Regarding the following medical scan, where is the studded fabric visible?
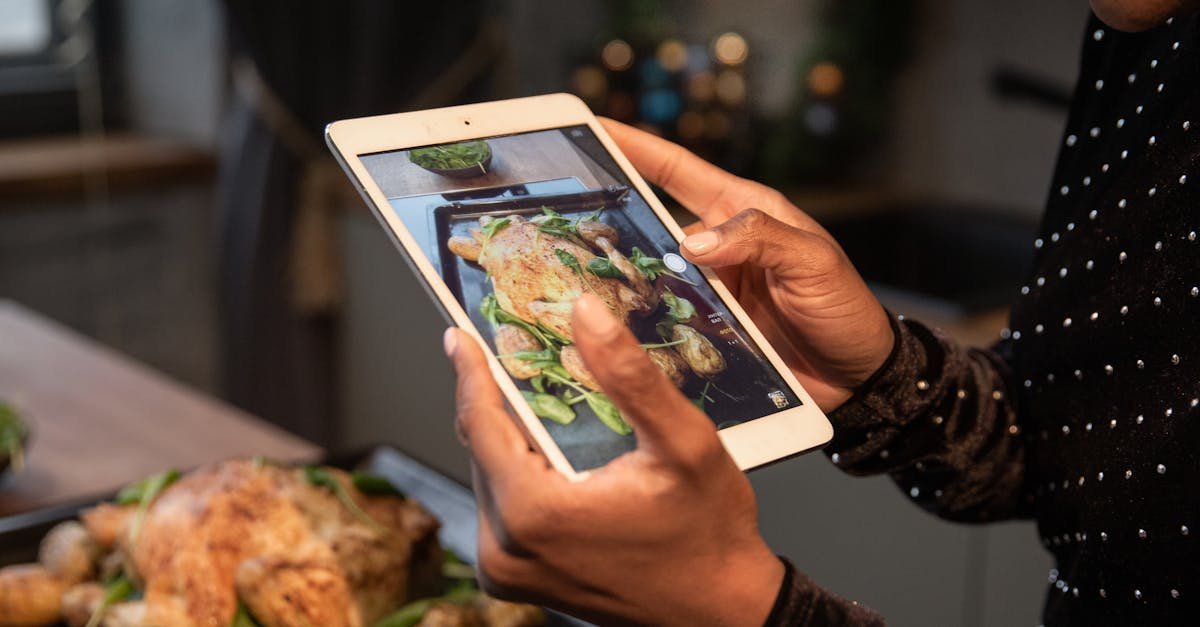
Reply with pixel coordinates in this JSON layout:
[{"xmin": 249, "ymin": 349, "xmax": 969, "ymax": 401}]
[{"xmin": 769, "ymin": 12, "xmax": 1200, "ymax": 627}]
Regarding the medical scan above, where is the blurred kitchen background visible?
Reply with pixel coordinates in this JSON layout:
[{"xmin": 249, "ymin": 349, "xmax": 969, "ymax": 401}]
[{"xmin": 0, "ymin": 0, "xmax": 1093, "ymax": 624}]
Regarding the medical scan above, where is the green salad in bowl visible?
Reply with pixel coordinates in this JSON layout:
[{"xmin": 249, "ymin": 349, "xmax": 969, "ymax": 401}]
[{"xmin": 408, "ymin": 140, "xmax": 493, "ymax": 178}]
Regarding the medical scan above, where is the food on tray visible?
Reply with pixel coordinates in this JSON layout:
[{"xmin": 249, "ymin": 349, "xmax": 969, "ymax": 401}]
[
  {"xmin": 408, "ymin": 141, "xmax": 493, "ymax": 177},
  {"xmin": 448, "ymin": 207, "xmax": 729, "ymax": 435},
  {"xmin": 0, "ymin": 399, "xmax": 28, "ymax": 475},
  {"xmin": 0, "ymin": 459, "xmax": 544, "ymax": 627}
]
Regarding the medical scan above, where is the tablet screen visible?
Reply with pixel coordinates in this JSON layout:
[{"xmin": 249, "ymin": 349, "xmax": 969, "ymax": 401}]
[{"xmin": 359, "ymin": 125, "xmax": 800, "ymax": 471}]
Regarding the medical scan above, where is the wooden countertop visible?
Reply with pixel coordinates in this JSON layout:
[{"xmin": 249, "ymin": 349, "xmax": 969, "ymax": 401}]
[{"xmin": 0, "ymin": 300, "xmax": 320, "ymax": 517}]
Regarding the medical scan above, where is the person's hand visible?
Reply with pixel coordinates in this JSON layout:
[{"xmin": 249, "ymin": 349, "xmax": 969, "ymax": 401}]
[
  {"xmin": 601, "ymin": 118, "xmax": 894, "ymax": 410},
  {"xmin": 444, "ymin": 294, "xmax": 784, "ymax": 627}
]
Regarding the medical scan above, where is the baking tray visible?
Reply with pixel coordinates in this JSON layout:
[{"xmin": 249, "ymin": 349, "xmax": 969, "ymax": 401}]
[
  {"xmin": 431, "ymin": 185, "xmax": 803, "ymax": 472},
  {"xmin": 0, "ymin": 446, "xmax": 588, "ymax": 627}
]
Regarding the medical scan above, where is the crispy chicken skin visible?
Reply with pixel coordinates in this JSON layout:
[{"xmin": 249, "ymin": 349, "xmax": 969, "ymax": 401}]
[
  {"xmin": 0, "ymin": 564, "xmax": 66, "ymax": 627},
  {"xmin": 90, "ymin": 460, "xmax": 440, "ymax": 627},
  {"xmin": 454, "ymin": 215, "xmax": 649, "ymax": 340},
  {"xmin": 593, "ymin": 235, "xmax": 658, "ymax": 310},
  {"xmin": 494, "ymin": 324, "xmax": 543, "ymax": 379},
  {"xmin": 671, "ymin": 325, "xmax": 727, "ymax": 379}
]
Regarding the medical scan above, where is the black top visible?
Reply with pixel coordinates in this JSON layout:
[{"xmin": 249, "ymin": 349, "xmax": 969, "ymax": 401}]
[{"xmin": 767, "ymin": 12, "xmax": 1200, "ymax": 626}]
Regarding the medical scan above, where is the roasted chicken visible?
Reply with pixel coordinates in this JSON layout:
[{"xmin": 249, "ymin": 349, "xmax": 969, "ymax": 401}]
[
  {"xmin": 449, "ymin": 215, "xmax": 650, "ymax": 340},
  {"xmin": 0, "ymin": 460, "xmax": 543, "ymax": 627}
]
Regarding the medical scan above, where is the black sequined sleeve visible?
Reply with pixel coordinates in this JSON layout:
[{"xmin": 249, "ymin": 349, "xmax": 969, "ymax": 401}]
[{"xmin": 825, "ymin": 314, "xmax": 1030, "ymax": 523}]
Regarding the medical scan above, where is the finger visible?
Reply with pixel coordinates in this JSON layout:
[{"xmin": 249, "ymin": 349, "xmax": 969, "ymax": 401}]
[
  {"xmin": 599, "ymin": 117, "xmax": 767, "ymax": 225},
  {"xmin": 679, "ymin": 208, "xmax": 847, "ymax": 284},
  {"xmin": 445, "ymin": 328, "xmax": 539, "ymax": 476},
  {"xmin": 570, "ymin": 294, "xmax": 718, "ymax": 461}
]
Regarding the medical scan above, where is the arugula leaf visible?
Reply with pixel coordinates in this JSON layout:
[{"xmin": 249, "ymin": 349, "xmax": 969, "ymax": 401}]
[
  {"xmin": 586, "ymin": 257, "xmax": 625, "ymax": 279},
  {"xmin": 522, "ymin": 391, "xmax": 577, "ymax": 425},
  {"xmin": 586, "ymin": 392, "xmax": 632, "ymax": 435},
  {"xmin": 662, "ymin": 290, "xmax": 696, "ymax": 322},
  {"xmin": 351, "ymin": 472, "xmax": 405, "ymax": 498},
  {"xmin": 303, "ymin": 466, "xmax": 388, "ymax": 535},
  {"xmin": 85, "ymin": 574, "xmax": 136, "ymax": 627},
  {"xmin": 115, "ymin": 469, "xmax": 181, "ymax": 505},
  {"xmin": 555, "ymin": 248, "xmax": 582, "ymax": 273},
  {"xmin": 530, "ymin": 374, "xmax": 547, "ymax": 393},
  {"xmin": 479, "ymin": 217, "xmax": 510, "ymax": 240},
  {"xmin": 479, "ymin": 294, "xmax": 569, "ymax": 348}
]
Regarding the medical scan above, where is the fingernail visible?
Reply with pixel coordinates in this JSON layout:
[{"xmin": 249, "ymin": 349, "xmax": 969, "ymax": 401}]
[
  {"xmin": 443, "ymin": 328, "xmax": 458, "ymax": 357},
  {"xmin": 682, "ymin": 230, "xmax": 719, "ymax": 255},
  {"xmin": 574, "ymin": 294, "xmax": 620, "ymax": 338}
]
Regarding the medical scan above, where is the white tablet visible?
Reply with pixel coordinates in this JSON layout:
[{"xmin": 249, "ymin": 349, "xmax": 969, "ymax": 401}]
[{"xmin": 326, "ymin": 93, "xmax": 832, "ymax": 479}]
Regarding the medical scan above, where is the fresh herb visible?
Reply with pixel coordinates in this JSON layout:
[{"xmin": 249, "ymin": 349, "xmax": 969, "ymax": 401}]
[
  {"xmin": 555, "ymin": 248, "xmax": 597, "ymax": 293},
  {"xmin": 640, "ymin": 338, "xmax": 686, "ymax": 350},
  {"xmin": 531, "ymin": 206, "xmax": 604, "ymax": 239},
  {"xmin": 530, "ymin": 374, "xmax": 547, "ymax": 393},
  {"xmin": 0, "ymin": 401, "xmax": 27, "ymax": 473},
  {"xmin": 372, "ymin": 583, "xmax": 479, "ymax": 627},
  {"xmin": 117, "ymin": 468, "xmax": 181, "ymax": 544},
  {"xmin": 441, "ymin": 551, "xmax": 477, "ymax": 581},
  {"xmin": 352, "ymin": 472, "xmax": 405, "ymax": 498},
  {"xmin": 555, "ymin": 248, "xmax": 582, "ymax": 274},
  {"xmin": 85, "ymin": 574, "xmax": 135, "ymax": 627},
  {"xmin": 586, "ymin": 392, "xmax": 632, "ymax": 435},
  {"xmin": 480, "ymin": 294, "xmax": 568, "ymax": 348},
  {"xmin": 522, "ymin": 391, "xmax": 576, "ymax": 425},
  {"xmin": 539, "ymin": 366, "xmax": 632, "ymax": 435},
  {"xmin": 232, "ymin": 601, "xmax": 264, "ymax": 627},
  {"xmin": 479, "ymin": 217, "xmax": 510, "ymax": 240},
  {"xmin": 586, "ymin": 257, "xmax": 625, "ymax": 279},
  {"xmin": 692, "ymin": 381, "xmax": 715, "ymax": 411},
  {"xmin": 630, "ymin": 247, "xmax": 697, "ymax": 285},
  {"xmin": 303, "ymin": 466, "xmax": 387, "ymax": 535},
  {"xmin": 408, "ymin": 141, "xmax": 490, "ymax": 173},
  {"xmin": 662, "ymin": 290, "xmax": 696, "ymax": 322}
]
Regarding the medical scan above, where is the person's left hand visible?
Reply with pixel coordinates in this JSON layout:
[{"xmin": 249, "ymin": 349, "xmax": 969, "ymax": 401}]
[{"xmin": 444, "ymin": 293, "xmax": 784, "ymax": 627}]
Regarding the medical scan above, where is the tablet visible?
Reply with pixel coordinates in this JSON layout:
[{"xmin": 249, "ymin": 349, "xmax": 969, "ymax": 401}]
[{"xmin": 326, "ymin": 93, "xmax": 832, "ymax": 479}]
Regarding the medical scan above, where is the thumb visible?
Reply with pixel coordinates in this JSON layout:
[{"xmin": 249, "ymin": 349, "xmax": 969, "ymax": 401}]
[
  {"xmin": 570, "ymin": 294, "xmax": 720, "ymax": 463},
  {"xmin": 679, "ymin": 208, "xmax": 845, "ymax": 283}
]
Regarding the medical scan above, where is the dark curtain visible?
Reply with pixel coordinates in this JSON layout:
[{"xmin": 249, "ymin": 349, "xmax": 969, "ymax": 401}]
[{"xmin": 217, "ymin": 1, "xmax": 492, "ymax": 445}]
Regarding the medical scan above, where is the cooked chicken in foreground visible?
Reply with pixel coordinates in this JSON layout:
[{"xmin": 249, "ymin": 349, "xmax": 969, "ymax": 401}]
[{"xmin": 0, "ymin": 459, "xmax": 544, "ymax": 627}]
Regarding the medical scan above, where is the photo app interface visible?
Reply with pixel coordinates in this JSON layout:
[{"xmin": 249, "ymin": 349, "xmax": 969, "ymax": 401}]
[{"xmin": 361, "ymin": 125, "xmax": 800, "ymax": 470}]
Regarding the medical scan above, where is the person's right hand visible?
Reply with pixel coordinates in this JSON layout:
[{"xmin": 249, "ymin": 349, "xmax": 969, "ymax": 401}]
[{"xmin": 601, "ymin": 118, "xmax": 895, "ymax": 411}]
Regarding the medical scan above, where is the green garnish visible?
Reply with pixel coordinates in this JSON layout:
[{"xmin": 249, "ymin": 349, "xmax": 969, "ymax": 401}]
[
  {"xmin": 662, "ymin": 290, "xmax": 696, "ymax": 322},
  {"xmin": 587, "ymin": 257, "xmax": 625, "ymax": 279},
  {"xmin": 232, "ymin": 601, "xmax": 264, "ymax": 627},
  {"xmin": 408, "ymin": 141, "xmax": 490, "ymax": 173},
  {"xmin": 117, "ymin": 468, "xmax": 181, "ymax": 544},
  {"xmin": 372, "ymin": 584, "xmax": 478, "ymax": 627},
  {"xmin": 555, "ymin": 248, "xmax": 582, "ymax": 273},
  {"xmin": 692, "ymin": 381, "xmax": 715, "ymax": 411},
  {"xmin": 480, "ymin": 294, "xmax": 568, "ymax": 348},
  {"xmin": 585, "ymin": 392, "xmax": 632, "ymax": 435},
  {"xmin": 0, "ymin": 400, "xmax": 27, "ymax": 473},
  {"xmin": 530, "ymin": 206, "xmax": 604, "ymax": 239},
  {"xmin": 630, "ymin": 247, "xmax": 697, "ymax": 285},
  {"xmin": 479, "ymin": 217, "xmax": 510, "ymax": 240},
  {"xmin": 85, "ymin": 574, "xmax": 135, "ymax": 627},
  {"xmin": 522, "ymin": 391, "xmax": 577, "ymax": 425},
  {"xmin": 303, "ymin": 466, "xmax": 388, "ymax": 535},
  {"xmin": 351, "ymin": 472, "xmax": 405, "ymax": 498}
]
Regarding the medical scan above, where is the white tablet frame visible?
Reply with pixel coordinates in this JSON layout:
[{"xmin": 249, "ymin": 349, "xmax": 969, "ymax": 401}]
[{"xmin": 326, "ymin": 93, "xmax": 832, "ymax": 479}]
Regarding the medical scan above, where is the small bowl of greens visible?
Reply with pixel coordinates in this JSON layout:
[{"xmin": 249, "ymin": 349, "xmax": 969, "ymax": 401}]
[
  {"xmin": 0, "ymin": 399, "xmax": 28, "ymax": 478},
  {"xmin": 409, "ymin": 140, "xmax": 494, "ymax": 178}
]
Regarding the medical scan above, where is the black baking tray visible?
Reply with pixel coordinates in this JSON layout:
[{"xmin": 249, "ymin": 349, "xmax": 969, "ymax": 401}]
[
  {"xmin": 0, "ymin": 446, "xmax": 588, "ymax": 627},
  {"xmin": 431, "ymin": 185, "xmax": 802, "ymax": 471}
]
